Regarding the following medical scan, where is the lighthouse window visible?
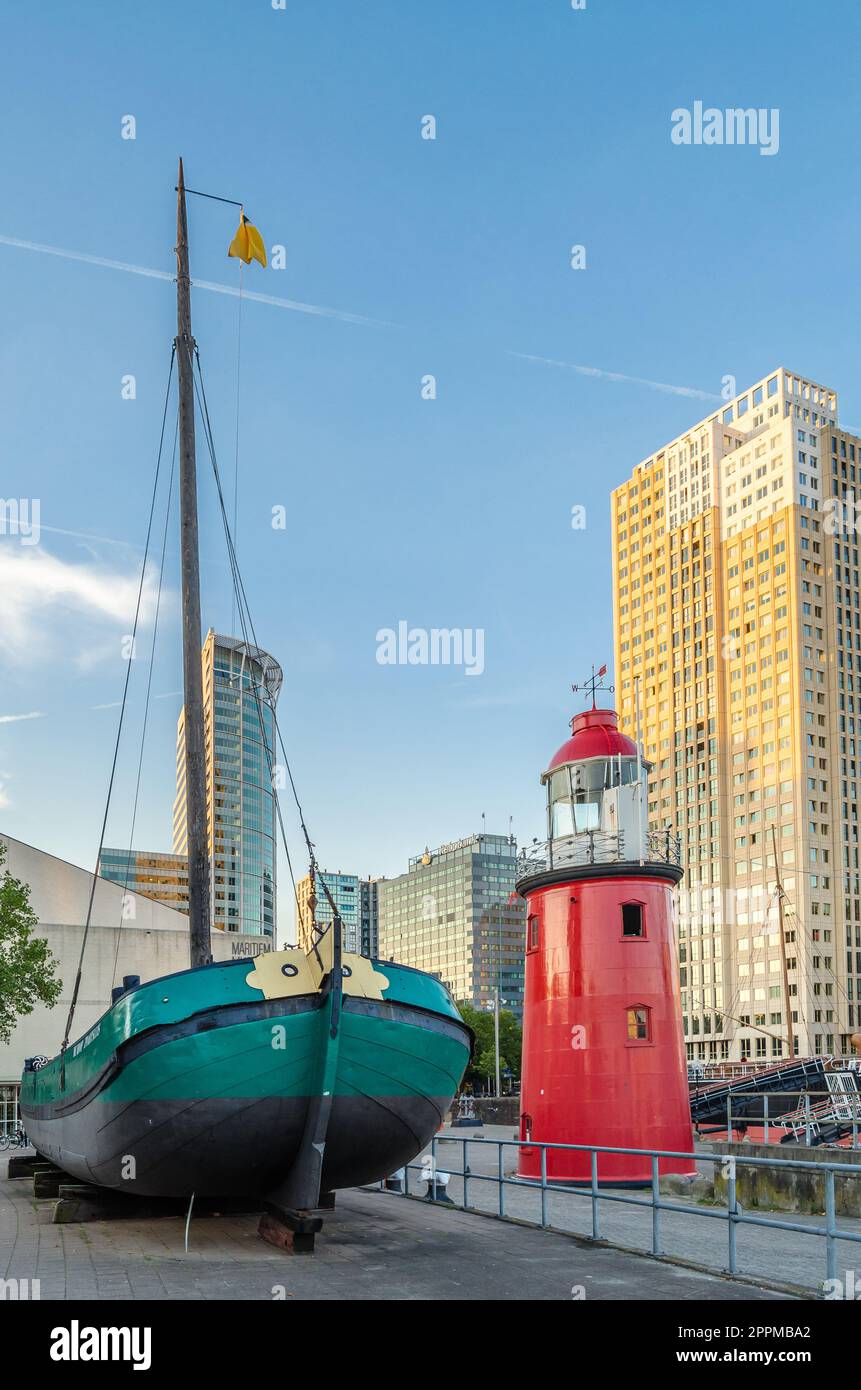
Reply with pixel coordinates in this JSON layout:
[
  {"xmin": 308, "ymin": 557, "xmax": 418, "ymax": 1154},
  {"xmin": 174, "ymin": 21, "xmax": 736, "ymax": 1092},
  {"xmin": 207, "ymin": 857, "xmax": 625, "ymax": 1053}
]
[
  {"xmin": 622, "ymin": 903, "xmax": 645, "ymax": 938},
  {"xmin": 573, "ymin": 801, "xmax": 600, "ymax": 833},
  {"xmin": 527, "ymin": 915, "xmax": 540, "ymax": 951},
  {"xmin": 626, "ymin": 1006, "xmax": 651, "ymax": 1042}
]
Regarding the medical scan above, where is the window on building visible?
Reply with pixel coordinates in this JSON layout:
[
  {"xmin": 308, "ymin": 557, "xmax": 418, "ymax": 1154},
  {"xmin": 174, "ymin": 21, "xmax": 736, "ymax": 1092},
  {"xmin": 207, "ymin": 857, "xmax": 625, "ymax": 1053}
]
[
  {"xmin": 622, "ymin": 902, "xmax": 645, "ymax": 938},
  {"xmin": 527, "ymin": 915, "xmax": 539, "ymax": 952},
  {"xmin": 626, "ymin": 1005, "xmax": 651, "ymax": 1042}
]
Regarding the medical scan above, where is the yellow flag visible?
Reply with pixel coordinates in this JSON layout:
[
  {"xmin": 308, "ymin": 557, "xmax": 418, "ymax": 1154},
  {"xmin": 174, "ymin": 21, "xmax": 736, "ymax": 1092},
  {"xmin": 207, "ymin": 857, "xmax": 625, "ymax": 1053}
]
[{"xmin": 228, "ymin": 212, "xmax": 267, "ymax": 268}]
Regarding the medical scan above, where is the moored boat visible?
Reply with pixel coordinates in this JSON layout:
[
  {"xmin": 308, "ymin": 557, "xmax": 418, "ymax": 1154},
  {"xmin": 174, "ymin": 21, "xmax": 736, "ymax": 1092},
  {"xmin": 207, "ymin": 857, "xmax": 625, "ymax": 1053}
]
[
  {"xmin": 22, "ymin": 947, "xmax": 471, "ymax": 1197},
  {"xmin": 19, "ymin": 162, "xmax": 472, "ymax": 1223}
]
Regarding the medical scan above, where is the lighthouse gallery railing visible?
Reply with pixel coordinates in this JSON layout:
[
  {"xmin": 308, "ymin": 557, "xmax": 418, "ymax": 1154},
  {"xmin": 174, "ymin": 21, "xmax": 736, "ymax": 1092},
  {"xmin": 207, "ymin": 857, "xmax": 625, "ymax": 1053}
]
[{"xmin": 516, "ymin": 827, "xmax": 682, "ymax": 877}]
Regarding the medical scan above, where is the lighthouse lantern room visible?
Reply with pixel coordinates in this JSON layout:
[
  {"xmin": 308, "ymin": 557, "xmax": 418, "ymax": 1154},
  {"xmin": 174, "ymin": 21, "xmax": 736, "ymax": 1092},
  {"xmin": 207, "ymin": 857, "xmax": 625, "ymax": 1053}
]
[{"xmin": 517, "ymin": 694, "xmax": 695, "ymax": 1186}]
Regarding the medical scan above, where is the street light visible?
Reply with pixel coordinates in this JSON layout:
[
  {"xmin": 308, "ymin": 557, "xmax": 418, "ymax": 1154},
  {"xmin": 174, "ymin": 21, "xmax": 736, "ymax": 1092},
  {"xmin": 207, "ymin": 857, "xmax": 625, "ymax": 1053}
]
[{"xmin": 486, "ymin": 994, "xmax": 500, "ymax": 1098}]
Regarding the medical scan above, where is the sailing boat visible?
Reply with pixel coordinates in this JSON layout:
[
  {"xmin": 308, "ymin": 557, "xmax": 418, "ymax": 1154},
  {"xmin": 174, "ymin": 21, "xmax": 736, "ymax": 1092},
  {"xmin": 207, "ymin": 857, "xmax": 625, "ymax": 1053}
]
[{"xmin": 19, "ymin": 164, "xmax": 471, "ymax": 1217}]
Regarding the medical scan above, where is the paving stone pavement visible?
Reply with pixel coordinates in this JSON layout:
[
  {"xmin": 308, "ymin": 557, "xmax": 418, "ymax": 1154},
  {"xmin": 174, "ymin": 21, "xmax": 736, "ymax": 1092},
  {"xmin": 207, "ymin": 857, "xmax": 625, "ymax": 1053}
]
[
  {"xmin": 417, "ymin": 1126, "xmax": 861, "ymax": 1295},
  {"xmin": 1, "ymin": 1154, "xmax": 792, "ymax": 1301}
]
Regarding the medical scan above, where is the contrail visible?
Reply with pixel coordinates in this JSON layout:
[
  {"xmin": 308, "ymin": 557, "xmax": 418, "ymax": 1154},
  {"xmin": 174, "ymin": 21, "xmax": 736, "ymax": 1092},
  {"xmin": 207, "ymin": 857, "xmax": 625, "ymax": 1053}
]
[
  {"xmin": 0, "ymin": 234, "xmax": 390, "ymax": 327},
  {"xmin": 34, "ymin": 524, "xmax": 144, "ymax": 550},
  {"xmin": 510, "ymin": 351, "xmax": 721, "ymax": 402},
  {"xmin": 0, "ymin": 711, "xmax": 44, "ymax": 724}
]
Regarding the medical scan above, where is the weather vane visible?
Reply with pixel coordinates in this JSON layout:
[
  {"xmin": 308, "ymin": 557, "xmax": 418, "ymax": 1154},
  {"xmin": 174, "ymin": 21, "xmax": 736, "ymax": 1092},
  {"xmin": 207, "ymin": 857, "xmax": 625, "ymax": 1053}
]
[{"xmin": 572, "ymin": 663, "xmax": 614, "ymax": 710}]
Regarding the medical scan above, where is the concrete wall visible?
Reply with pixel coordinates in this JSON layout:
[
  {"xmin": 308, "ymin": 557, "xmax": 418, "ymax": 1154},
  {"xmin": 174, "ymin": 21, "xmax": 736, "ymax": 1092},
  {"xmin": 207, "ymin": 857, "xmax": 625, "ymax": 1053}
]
[
  {"xmin": 711, "ymin": 1139, "xmax": 861, "ymax": 1218},
  {"xmin": 0, "ymin": 834, "xmax": 270, "ymax": 1083}
]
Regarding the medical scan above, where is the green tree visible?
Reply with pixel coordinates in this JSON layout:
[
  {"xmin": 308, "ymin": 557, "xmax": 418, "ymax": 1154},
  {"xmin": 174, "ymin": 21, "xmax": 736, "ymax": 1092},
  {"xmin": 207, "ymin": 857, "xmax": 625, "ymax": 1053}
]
[
  {"xmin": 456, "ymin": 1001, "xmax": 522, "ymax": 1091},
  {"xmin": 0, "ymin": 843, "xmax": 61, "ymax": 1044}
]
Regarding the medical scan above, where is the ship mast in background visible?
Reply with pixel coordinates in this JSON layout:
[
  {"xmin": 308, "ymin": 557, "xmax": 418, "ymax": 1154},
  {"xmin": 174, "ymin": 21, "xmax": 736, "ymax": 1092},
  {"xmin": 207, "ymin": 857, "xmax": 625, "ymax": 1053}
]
[{"xmin": 175, "ymin": 159, "xmax": 211, "ymax": 968}]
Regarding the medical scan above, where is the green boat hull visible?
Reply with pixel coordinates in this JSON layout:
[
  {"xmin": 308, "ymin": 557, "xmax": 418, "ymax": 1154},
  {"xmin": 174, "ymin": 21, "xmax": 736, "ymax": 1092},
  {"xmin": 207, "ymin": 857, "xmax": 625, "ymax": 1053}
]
[{"xmin": 20, "ymin": 956, "xmax": 471, "ymax": 1198}]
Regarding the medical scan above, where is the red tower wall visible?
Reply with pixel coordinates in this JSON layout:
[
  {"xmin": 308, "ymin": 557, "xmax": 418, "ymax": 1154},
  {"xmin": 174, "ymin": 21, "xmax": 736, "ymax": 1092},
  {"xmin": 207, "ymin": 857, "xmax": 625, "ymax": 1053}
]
[{"xmin": 518, "ymin": 872, "xmax": 695, "ymax": 1184}]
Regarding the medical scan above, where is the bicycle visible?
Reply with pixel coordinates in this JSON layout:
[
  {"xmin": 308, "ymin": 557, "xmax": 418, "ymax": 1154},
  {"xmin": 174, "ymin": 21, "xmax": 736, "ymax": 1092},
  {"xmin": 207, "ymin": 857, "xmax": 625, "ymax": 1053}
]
[{"xmin": 0, "ymin": 1127, "xmax": 29, "ymax": 1151}]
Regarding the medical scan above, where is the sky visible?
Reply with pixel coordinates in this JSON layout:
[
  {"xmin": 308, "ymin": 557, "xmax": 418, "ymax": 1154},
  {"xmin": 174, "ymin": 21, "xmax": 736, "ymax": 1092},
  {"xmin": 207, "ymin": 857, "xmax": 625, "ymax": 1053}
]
[{"xmin": 1, "ymin": 0, "xmax": 860, "ymax": 931}]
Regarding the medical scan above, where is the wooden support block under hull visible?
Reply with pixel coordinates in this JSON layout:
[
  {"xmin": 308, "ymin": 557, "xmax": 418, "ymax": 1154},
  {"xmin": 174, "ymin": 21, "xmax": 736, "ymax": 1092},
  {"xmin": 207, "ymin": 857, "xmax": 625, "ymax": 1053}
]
[
  {"xmin": 52, "ymin": 1187, "xmax": 265, "ymax": 1224},
  {"xmin": 53, "ymin": 1186, "xmax": 166, "ymax": 1224},
  {"xmin": 258, "ymin": 1207, "xmax": 323, "ymax": 1255},
  {"xmin": 34, "ymin": 1169, "xmax": 66, "ymax": 1198},
  {"xmin": 6, "ymin": 1154, "xmax": 45, "ymax": 1180}
]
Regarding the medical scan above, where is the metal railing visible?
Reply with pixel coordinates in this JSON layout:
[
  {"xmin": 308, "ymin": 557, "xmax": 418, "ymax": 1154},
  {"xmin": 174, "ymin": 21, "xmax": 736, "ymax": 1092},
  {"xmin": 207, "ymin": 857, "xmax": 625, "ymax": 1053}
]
[
  {"xmin": 378, "ymin": 1135, "xmax": 861, "ymax": 1290},
  {"xmin": 720, "ymin": 1089, "xmax": 861, "ymax": 1148},
  {"xmin": 688, "ymin": 1055, "xmax": 859, "ymax": 1083},
  {"xmin": 517, "ymin": 827, "xmax": 682, "ymax": 877}
]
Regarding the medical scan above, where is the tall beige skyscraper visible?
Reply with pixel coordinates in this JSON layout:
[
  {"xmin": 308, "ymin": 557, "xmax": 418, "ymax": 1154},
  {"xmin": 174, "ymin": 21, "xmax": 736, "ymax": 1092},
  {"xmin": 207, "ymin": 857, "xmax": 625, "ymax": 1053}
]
[{"xmin": 611, "ymin": 369, "xmax": 861, "ymax": 1064}]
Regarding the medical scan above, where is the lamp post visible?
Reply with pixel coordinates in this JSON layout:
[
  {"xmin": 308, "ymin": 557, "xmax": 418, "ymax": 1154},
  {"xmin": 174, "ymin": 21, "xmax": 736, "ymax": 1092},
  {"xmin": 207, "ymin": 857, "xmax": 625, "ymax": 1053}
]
[{"xmin": 486, "ymin": 994, "xmax": 501, "ymax": 1098}]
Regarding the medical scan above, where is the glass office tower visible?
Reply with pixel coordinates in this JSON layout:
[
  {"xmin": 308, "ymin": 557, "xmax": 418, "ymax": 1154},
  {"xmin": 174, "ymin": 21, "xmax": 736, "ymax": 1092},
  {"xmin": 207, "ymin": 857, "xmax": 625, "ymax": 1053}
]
[
  {"xmin": 98, "ymin": 848, "xmax": 189, "ymax": 914},
  {"xmin": 296, "ymin": 870, "xmax": 361, "ymax": 953},
  {"xmin": 377, "ymin": 833, "xmax": 525, "ymax": 1017},
  {"xmin": 173, "ymin": 630, "xmax": 282, "ymax": 938}
]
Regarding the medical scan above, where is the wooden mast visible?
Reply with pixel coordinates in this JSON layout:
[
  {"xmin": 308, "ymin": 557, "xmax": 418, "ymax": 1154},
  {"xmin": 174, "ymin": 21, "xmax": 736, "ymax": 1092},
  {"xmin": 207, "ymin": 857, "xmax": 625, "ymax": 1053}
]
[{"xmin": 175, "ymin": 158, "xmax": 211, "ymax": 968}]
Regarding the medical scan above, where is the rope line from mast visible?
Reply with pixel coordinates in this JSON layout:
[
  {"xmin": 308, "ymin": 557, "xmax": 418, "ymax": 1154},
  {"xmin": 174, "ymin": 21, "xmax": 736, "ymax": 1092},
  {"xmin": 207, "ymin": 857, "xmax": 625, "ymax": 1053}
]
[
  {"xmin": 186, "ymin": 344, "xmax": 303, "ymax": 904},
  {"xmin": 190, "ymin": 344, "xmax": 345, "ymax": 948},
  {"xmin": 111, "ymin": 411, "xmax": 180, "ymax": 990},
  {"xmin": 60, "ymin": 346, "xmax": 177, "ymax": 1066}
]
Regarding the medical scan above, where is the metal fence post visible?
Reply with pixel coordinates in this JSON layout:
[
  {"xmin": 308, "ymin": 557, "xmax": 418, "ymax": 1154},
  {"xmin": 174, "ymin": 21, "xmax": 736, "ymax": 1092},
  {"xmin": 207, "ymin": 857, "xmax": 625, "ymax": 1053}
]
[
  {"xmin": 651, "ymin": 1154, "xmax": 662, "ymax": 1255},
  {"xmin": 540, "ymin": 1145, "xmax": 548, "ymax": 1228},
  {"xmin": 764, "ymin": 1092, "xmax": 769, "ymax": 1146},
  {"xmin": 498, "ymin": 1142, "xmax": 505, "ymax": 1218},
  {"xmin": 590, "ymin": 1149, "xmax": 601, "ymax": 1240},
  {"xmin": 804, "ymin": 1092, "xmax": 812, "ymax": 1146},
  {"xmin": 727, "ymin": 1161, "xmax": 738, "ymax": 1275},
  {"xmin": 463, "ymin": 1138, "xmax": 469, "ymax": 1209},
  {"xmin": 825, "ymin": 1167, "xmax": 837, "ymax": 1286}
]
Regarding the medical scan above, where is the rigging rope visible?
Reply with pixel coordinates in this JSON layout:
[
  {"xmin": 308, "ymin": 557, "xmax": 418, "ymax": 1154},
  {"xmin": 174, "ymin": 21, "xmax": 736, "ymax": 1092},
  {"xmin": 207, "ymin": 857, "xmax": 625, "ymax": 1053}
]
[
  {"xmin": 190, "ymin": 342, "xmax": 299, "ymax": 905},
  {"xmin": 111, "ymin": 413, "xmax": 179, "ymax": 989},
  {"xmin": 190, "ymin": 344, "xmax": 344, "ymax": 944},
  {"xmin": 60, "ymin": 348, "xmax": 177, "ymax": 1067}
]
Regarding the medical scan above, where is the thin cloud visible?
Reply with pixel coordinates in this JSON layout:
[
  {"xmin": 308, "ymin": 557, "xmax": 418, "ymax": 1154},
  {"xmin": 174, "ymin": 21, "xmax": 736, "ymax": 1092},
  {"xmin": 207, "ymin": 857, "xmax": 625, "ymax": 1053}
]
[
  {"xmin": 0, "ymin": 545, "xmax": 163, "ymax": 669},
  {"xmin": 0, "ymin": 711, "xmax": 44, "ymax": 724},
  {"xmin": 92, "ymin": 690, "xmax": 179, "ymax": 710},
  {"xmin": 0, "ymin": 234, "xmax": 392, "ymax": 328},
  {"xmin": 510, "ymin": 352, "xmax": 721, "ymax": 402}
]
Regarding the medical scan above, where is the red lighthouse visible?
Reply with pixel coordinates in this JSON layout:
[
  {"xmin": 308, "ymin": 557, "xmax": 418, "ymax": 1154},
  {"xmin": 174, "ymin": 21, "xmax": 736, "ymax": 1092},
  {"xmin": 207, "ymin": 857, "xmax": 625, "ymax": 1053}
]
[{"xmin": 517, "ymin": 698, "xmax": 694, "ymax": 1185}]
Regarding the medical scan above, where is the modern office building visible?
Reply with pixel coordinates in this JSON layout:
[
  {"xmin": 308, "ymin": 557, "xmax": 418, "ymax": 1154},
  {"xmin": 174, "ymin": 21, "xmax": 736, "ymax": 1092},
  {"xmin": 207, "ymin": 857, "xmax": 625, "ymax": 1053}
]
[
  {"xmin": 377, "ymin": 833, "xmax": 525, "ymax": 1016},
  {"xmin": 359, "ymin": 876, "xmax": 382, "ymax": 958},
  {"xmin": 97, "ymin": 848, "xmax": 189, "ymax": 914},
  {"xmin": 611, "ymin": 367, "xmax": 861, "ymax": 1063},
  {"xmin": 173, "ymin": 630, "xmax": 282, "ymax": 938},
  {"xmin": 295, "ymin": 870, "xmax": 360, "ymax": 953}
]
